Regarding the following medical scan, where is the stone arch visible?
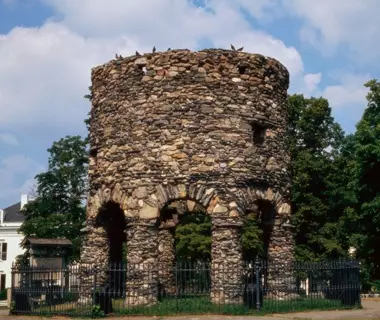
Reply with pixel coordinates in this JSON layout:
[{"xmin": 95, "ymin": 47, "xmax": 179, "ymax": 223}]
[
  {"xmin": 151, "ymin": 184, "xmax": 216, "ymax": 297},
  {"xmin": 237, "ymin": 186, "xmax": 293, "ymax": 258},
  {"xmin": 134, "ymin": 183, "xmax": 223, "ymax": 223},
  {"xmin": 236, "ymin": 185, "xmax": 294, "ymax": 293},
  {"xmin": 152, "ymin": 184, "xmax": 246, "ymax": 305},
  {"xmin": 95, "ymin": 201, "xmax": 126, "ymax": 265},
  {"xmin": 81, "ymin": 184, "xmax": 129, "ymax": 266},
  {"xmin": 237, "ymin": 185, "xmax": 288, "ymax": 216},
  {"xmin": 155, "ymin": 183, "xmax": 219, "ymax": 214},
  {"xmin": 80, "ymin": 185, "xmax": 129, "ymax": 301},
  {"xmin": 86, "ymin": 183, "xmax": 129, "ymax": 220}
]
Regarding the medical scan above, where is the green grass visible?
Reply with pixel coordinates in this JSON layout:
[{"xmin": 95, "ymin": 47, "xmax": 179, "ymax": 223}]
[
  {"xmin": 112, "ymin": 295, "xmax": 357, "ymax": 316},
  {"xmin": 19, "ymin": 295, "xmax": 361, "ymax": 317}
]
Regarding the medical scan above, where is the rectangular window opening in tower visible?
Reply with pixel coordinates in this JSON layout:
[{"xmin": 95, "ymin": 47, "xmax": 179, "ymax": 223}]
[{"xmin": 251, "ymin": 122, "xmax": 267, "ymax": 145}]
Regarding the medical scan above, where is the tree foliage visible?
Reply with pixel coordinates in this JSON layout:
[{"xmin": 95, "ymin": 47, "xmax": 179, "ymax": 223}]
[
  {"xmin": 352, "ymin": 80, "xmax": 380, "ymax": 282},
  {"xmin": 20, "ymin": 135, "xmax": 88, "ymax": 261},
  {"xmin": 288, "ymin": 94, "xmax": 352, "ymax": 261},
  {"xmin": 175, "ymin": 213, "xmax": 211, "ymax": 262},
  {"xmin": 242, "ymin": 214, "xmax": 264, "ymax": 260}
]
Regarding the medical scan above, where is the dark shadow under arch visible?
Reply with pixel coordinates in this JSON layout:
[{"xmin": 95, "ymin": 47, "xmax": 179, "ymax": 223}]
[
  {"xmin": 95, "ymin": 201, "xmax": 127, "ymax": 298},
  {"xmin": 256, "ymin": 199, "xmax": 276, "ymax": 260},
  {"xmin": 242, "ymin": 199, "xmax": 277, "ymax": 301},
  {"xmin": 242, "ymin": 199, "xmax": 276, "ymax": 261},
  {"xmin": 96, "ymin": 201, "xmax": 127, "ymax": 265}
]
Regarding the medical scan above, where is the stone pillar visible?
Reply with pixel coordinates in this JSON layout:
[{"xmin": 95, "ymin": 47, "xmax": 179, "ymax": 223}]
[
  {"xmin": 79, "ymin": 222, "xmax": 109, "ymax": 303},
  {"xmin": 267, "ymin": 218, "xmax": 294, "ymax": 264},
  {"xmin": 210, "ymin": 216, "xmax": 244, "ymax": 305},
  {"xmin": 157, "ymin": 227, "xmax": 176, "ymax": 296},
  {"xmin": 265, "ymin": 212, "xmax": 295, "ymax": 298},
  {"xmin": 126, "ymin": 223, "xmax": 159, "ymax": 306}
]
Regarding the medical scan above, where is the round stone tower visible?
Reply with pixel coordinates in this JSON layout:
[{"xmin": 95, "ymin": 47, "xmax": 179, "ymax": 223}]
[{"xmin": 81, "ymin": 48, "xmax": 293, "ymax": 305}]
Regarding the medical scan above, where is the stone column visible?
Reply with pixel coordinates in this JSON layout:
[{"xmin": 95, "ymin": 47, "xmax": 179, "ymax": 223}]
[
  {"xmin": 265, "ymin": 213, "xmax": 295, "ymax": 298},
  {"xmin": 210, "ymin": 215, "xmax": 244, "ymax": 305},
  {"xmin": 157, "ymin": 227, "xmax": 176, "ymax": 297},
  {"xmin": 267, "ymin": 218, "xmax": 294, "ymax": 264},
  {"xmin": 79, "ymin": 221, "xmax": 109, "ymax": 304},
  {"xmin": 125, "ymin": 222, "xmax": 159, "ymax": 306}
]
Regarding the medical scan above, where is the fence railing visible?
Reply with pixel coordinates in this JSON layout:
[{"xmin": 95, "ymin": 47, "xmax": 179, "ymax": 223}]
[{"xmin": 11, "ymin": 259, "xmax": 361, "ymax": 317}]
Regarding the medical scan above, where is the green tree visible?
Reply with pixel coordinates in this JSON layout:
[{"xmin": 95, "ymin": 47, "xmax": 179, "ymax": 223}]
[
  {"xmin": 242, "ymin": 213, "xmax": 264, "ymax": 261},
  {"xmin": 288, "ymin": 94, "xmax": 350, "ymax": 261},
  {"xmin": 175, "ymin": 213, "xmax": 212, "ymax": 262},
  {"xmin": 174, "ymin": 211, "xmax": 264, "ymax": 262},
  {"xmin": 20, "ymin": 135, "xmax": 89, "ymax": 261},
  {"xmin": 353, "ymin": 79, "xmax": 380, "ymax": 282}
]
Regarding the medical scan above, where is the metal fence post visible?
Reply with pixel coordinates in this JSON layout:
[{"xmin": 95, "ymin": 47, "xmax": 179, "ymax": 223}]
[
  {"xmin": 255, "ymin": 257, "xmax": 261, "ymax": 312},
  {"xmin": 49, "ymin": 268, "xmax": 53, "ymax": 314},
  {"xmin": 10, "ymin": 264, "xmax": 15, "ymax": 313},
  {"xmin": 93, "ymin": 267, "xmax": 97, "ymax": 306},
  {"xmin": 175, "ymin": 261, "xmax": 179, "ymax": 312}
]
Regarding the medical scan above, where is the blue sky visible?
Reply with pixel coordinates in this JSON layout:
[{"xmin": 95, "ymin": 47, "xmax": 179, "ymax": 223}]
[{"xmin": 0, "ymin": 0, "xmax": 379, "ymax": 208}]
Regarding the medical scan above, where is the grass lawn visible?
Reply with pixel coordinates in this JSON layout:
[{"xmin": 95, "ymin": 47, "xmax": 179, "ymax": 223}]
[
  {"xmin": 112, "ymin": 296, "xmax": 357, "ymax": 316},
  {"xmin": 18, "ymin": 295, "xmax": 360, "ymax": 317}
]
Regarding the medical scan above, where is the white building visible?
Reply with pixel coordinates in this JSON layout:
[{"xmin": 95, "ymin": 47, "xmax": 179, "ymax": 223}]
[{"xmin": 0, "ymin": 194, "xmax": 29, "ymax": 289}]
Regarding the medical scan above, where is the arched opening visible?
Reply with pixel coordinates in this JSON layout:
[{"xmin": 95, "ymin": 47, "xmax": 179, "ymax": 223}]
[
  {"xmin": 256, "ymin": 199, "xmax": 276, "ymax": 260},
  {"xmin": 242, "ymin": 198, "xmax": 277, "ymax": 304},
  {"xmin": 158, "ymin": 200, "xmax": 211, "ymax": 262},
  {"xmin": 157, "ymin": 199, "xmax": 211, "ymax": 300},
  {"xmin": 95, "ymin": 201, "xmax": 126, "ymax": 297},
  {"xmin": 242, "ymin": 199, "xmax": 276, "ymax": 261},
  {"xmin": 96, "ymin": 201, "xmax": 126, "ymax": 265}
]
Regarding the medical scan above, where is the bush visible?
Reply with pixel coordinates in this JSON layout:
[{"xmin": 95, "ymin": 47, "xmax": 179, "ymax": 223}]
[
  {"xmin": 0, "ymin": 289, "xmax": 7, "ymax": 300},
  {"xmin": 371, "ymin": 280, "xmax": 380, "ymax": 293}
]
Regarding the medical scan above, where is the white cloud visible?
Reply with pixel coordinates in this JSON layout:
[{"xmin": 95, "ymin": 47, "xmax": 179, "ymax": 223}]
[
  {"xmin": 322, "ymin": 73, "xmax": 370, "ymax": 109},
  {"xmin": 0, "ymin": 23, "xmax": 138, "ymax": 130},
  {"xmin": 0, "ymin": 133, "xmax": 18, "ymax": 146},
  {"xmin": 303, "ymin": 73, "xmax": 322, "ymax": 96},
  {"xmin": 312, "ymin": 72, "xmax": 371, "ymax": 133},
  {"xmin": 0, "ymin": 0, "xmax": 308, "ymax": 136},
  {"xmin": 284, "ymin": 0, "xmax": 380, "ymax": 62},
  {"xmin": 211, "ymin": 30, "xmax": 304, "ymax": 77}
]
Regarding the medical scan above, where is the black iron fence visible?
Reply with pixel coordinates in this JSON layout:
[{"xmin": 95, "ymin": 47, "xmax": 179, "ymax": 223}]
[{"xmin": 11, "ymin": 259, "xmax": 361, "ymax": 317}]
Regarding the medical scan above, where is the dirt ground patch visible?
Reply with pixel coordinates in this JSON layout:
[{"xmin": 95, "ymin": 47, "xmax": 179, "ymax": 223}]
[{"xmin": 273, "ymin": 299, "xmax": 380, "ymax": 319}]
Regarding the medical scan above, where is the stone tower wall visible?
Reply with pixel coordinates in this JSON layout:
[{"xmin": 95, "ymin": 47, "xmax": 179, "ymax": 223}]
[
  {"xmin": 89, "ymin": 49, "xmax": 290, "ymax": 201},
  {"xmin": 82, "ymin": 49, "xmax": 293, "ymax": 305}
]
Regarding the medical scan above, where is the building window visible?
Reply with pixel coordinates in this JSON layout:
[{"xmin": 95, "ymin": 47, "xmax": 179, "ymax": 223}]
[
  {"xmin": 89, "ymin": 147, "xmax": 98, "ymax": 158},
  {"xmin": 251, "ymin": 122, "xmax": 267, "ymax": 145},
  {"xmin": 238, "ymin": 65, "xmax": 247, "ymax": 74},
  {"xmin": 0, "ymin": 274, "xmax": 5, "ymax": 292},
  {"xmin": 0, "ymin": 243, "xmax": 7, "ymax": 261}
]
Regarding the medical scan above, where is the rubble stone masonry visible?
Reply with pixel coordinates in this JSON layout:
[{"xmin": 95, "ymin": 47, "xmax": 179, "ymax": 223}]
[{"xmin": 81, "ymin": 48, "xmax": 294, "ymax": 305}]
